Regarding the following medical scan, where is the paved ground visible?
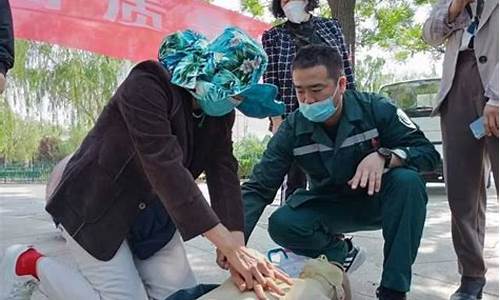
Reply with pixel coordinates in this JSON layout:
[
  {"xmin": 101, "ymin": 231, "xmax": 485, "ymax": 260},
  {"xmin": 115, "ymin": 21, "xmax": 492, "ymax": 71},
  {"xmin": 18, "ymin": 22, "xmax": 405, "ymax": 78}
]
[{"xmin": 0, "ymin": 183, "xmax": 498, "ymax": 299}]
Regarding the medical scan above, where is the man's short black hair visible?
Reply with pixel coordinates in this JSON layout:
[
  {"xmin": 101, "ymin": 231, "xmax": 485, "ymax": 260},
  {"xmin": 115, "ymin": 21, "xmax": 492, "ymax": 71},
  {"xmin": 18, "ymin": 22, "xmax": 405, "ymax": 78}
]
[
  {"xmin": 292, "ymin": 45, "xmax": 344, "ymax": 80},
  {"xmin": 271, "ymin": 0, "xmax": 319, "ymax": 19}
]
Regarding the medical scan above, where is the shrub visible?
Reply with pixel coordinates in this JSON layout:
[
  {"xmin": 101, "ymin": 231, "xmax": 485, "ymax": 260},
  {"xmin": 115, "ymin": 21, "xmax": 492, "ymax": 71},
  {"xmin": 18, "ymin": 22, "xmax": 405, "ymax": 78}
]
[{"xmin": 233, "ymin": 135, "xmax": 270, "ymax": 179}]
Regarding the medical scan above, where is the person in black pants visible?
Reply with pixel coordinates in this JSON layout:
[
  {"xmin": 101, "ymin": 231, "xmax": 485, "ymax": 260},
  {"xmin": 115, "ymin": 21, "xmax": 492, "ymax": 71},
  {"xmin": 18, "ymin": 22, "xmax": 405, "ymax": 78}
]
[
  {"xmin": 262, "ymin": 0, "xmax": 356, "ymax": 202},
  {"xmin": 0, "ymin": 0, "xmax": 14, "ymax": 94}
]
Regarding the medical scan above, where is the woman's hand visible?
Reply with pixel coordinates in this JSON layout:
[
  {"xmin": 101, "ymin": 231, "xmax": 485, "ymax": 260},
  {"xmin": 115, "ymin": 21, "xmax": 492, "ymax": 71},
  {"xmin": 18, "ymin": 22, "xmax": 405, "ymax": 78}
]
[
  {"xmin": 216, "ymin": 231, "xmax": 244, "ymax": 270},
  {"xmin": 205, "ymin": 225, "xmax": 292, "ymax": 299}
]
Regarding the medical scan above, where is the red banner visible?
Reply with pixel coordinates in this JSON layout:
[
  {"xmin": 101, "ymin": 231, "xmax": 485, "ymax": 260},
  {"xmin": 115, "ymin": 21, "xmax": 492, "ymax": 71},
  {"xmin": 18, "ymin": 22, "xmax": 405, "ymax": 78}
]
[{"xmin": 11, "ymin": 0, "xmax": 270, "ymax": 62}]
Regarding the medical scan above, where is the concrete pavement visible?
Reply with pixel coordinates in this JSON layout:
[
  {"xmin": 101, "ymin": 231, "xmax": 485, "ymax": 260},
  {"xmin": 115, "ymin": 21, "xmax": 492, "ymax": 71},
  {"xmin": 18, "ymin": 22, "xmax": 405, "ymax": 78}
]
[{"xmin": 0, "ymin": 183, "xmax": 498, "ymax": 299}]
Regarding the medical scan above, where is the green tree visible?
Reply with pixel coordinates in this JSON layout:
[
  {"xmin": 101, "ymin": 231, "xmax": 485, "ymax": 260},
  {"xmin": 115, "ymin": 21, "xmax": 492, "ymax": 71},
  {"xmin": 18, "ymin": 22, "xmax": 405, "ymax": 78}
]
[
  {"xmin": 1, "ymin": 40, "xmax": 127, "ymax": 161},
  {"xmin": 0, "ymin": 101, "xmax": 15, "ymax": 162},
  {"xmin": 0, "ymin": 102, "xmax": 76, "ymax": 164},
  {"xmin": 327, "ymin": 0, "xmax": 357, "ymax": 64},
  {"xmin": 355, "ymin": 55, "xmax": 395, "ymax": 92},
  {"xmin": 6, "ymin": 40, "xmax": 125, "ymax": 129},
  {"xmin": 242, "ymin": 0, "xmax": 266, "ymax": 20},
  {"xmin": 0, "ymin": 112, "xmax": 43, "ymax": 163},
  {"xmin": 234, "ymin": 135, "xmax": 268, "ymax": 178},
  {"xmin": 356, "ymin": 0, "xmax": 438, "ymax": 61},
  {"xmin": 36, "ymin": 136, "xmax": 65, "ymax": 163},
  {"xmin": 241, "ymin": 0, "xmax": 439, "ymax": 61},
  {"xmin": 58, "ymin": 125, "xmax": 89, "ymax": 157}
]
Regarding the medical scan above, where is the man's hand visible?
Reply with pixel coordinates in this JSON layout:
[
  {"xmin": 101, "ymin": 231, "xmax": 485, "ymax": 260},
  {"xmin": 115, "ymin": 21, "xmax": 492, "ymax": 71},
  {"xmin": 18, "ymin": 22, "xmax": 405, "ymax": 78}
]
[
  {"xmin": 449, "ymin": 0, "xmax": 475, "ymax": 22},
  {"xmin": 348, "ymin": 152, "xmax": 386, "ymax": 196},
  {"xmin": 484, "ymin": 104, "xmax": 499, "ymax": 137},
  {"xmin": 0, "ymin": 73, "xmax": 5, "ymax": 94}
]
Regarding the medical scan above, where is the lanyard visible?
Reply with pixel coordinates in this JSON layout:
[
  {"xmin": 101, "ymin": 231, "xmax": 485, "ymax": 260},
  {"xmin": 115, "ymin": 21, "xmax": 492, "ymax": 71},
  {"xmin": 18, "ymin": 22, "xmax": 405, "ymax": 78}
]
[{"xmin": 465, "ymin": 0, "xmax": 484, "ymax": 48}]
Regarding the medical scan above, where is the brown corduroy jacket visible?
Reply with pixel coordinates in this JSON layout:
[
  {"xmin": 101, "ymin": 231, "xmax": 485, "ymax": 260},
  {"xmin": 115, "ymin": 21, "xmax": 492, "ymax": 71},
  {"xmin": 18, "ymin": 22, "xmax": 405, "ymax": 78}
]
[{"xmin": 46, "ymin": 60, "xmax": 244, "ymax": 261}]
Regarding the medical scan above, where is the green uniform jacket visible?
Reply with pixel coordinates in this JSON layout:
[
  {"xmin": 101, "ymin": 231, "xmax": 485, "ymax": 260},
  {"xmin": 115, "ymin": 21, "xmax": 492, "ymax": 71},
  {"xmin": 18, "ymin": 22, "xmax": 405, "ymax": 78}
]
[{"xmin": 243, "ymin": 90, "xmax": 441, "ymax": 239}]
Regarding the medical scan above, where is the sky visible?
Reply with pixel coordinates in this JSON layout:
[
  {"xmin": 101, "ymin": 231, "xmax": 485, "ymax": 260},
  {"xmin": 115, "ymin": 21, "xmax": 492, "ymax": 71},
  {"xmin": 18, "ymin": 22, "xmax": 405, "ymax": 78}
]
[{"xmin": 212, "ymin": 0, "xmax": 241, "ymax": 11}]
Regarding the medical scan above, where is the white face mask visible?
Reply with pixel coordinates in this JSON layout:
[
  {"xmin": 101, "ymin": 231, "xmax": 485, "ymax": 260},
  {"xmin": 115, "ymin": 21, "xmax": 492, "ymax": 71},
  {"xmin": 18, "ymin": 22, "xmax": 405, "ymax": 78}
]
[{"xmin": 283, "ymin": 1, "xmax": 310, "ymax": 24}]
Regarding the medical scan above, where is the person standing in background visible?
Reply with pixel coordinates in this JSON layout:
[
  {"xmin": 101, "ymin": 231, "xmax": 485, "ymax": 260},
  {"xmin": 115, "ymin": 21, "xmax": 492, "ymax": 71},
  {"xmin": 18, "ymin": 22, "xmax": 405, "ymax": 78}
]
[
  {"xmin": 261, "ymin": 0, "xmax": 361, "ymax": 274},
  {"xmin": 262, "ymin": 0, "xmax": 355, "ymax": 203},
  {"xmin": 423, "ymin": 1, "xmax": 498, "ymax": 299}
]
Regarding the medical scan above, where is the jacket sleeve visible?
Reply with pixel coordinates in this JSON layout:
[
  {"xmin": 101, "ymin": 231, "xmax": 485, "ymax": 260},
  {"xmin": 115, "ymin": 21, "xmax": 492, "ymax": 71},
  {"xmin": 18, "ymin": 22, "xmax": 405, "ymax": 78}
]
[
  {"xmin": 118, "ymin": 63, "xmax": 220, "ymax": 241},
  {"xmin": 485, "ymin": 62, "xmax": 499, "ymax": 106},
  {"xmin": 372, "ymin": 95, "xmax": 441, "ymax": 172},
  {"xmin": 262, "ymin": 30, "xmax": 282, "ymax": 103},
  {"xmin": 205, "ymin": 111, "xmax": 244, "ymax": 233},
  {"xmin": 0, "ymin": 0, "xmax": 14, "ymax": 75},
  {"xmin": 331, "ymin": 19, "xmax": 356, "ymax": 90},
  {"xmin": 422, "ymin": 0, "xmax": 470, "ymax": 47},
  {"xmin": 242, "ymin": 119, "xmax": 294, "ymax": 242}
]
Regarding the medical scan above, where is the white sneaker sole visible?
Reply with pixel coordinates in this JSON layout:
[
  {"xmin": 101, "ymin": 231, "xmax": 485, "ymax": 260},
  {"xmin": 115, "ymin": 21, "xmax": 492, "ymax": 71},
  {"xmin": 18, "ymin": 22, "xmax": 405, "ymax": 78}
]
[{"xmin": 0, "ymin": 245, "xmax": 36, "ymax": 300}]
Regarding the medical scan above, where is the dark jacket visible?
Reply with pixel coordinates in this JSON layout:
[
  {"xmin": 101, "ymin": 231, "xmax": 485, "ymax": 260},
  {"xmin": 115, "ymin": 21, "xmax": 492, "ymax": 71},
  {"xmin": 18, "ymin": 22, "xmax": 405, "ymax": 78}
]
[
  {"xmin": 47, "ymin": 61, "xmax": 244, "ymax": 261},
  {"xmin": 262, "ymin": 16, "xmax": 355, "ymax": 116},
  {"xmin": 0, "ymin": 0, "xmax": 14, "ymax": 75}
]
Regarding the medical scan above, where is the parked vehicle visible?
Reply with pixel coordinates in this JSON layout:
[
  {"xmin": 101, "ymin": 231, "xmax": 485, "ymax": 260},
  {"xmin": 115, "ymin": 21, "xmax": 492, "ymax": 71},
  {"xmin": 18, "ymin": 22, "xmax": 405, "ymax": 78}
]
[{"xmin": 379, "ymin": 79, "xmax": 444, "ymax": 182}]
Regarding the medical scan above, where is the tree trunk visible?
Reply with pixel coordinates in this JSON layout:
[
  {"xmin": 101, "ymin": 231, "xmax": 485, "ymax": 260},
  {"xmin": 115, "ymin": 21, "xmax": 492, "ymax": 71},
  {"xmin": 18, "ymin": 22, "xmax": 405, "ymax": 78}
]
[{"xmin": 327, "ymin": 0, "xmax": 356, "ymax": 67}]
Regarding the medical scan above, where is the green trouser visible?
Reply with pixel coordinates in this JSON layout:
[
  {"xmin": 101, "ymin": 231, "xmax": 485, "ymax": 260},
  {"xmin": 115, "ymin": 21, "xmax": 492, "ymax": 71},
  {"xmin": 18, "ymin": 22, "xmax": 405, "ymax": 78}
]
[{"xmin": 268, "ymin": 168, "xmax": 427, "ymax": 292}]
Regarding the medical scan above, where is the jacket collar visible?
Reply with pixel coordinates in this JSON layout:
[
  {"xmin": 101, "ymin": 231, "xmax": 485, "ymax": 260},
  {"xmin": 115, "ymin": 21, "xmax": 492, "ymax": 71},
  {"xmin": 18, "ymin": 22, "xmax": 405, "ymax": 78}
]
[
  {"xmin": 277, "ymin": 16, "xmax": 335, "ymax": 47},
  {"xmin": 311, "ymin": 16, "xmax": 338, "ymax": 48},
  {"xmin": 478, "ymin": 0, "xmax": 498, "ymax": 32}
]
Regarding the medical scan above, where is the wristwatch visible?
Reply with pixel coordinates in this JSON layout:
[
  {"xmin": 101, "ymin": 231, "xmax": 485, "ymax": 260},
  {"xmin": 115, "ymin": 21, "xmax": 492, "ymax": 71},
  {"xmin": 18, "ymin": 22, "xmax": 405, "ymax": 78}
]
[
  {"xmin": 392, "ymin": 148, "xmax": 408, "ymax": 161},
  {"xmin": 377, "ymin": 147, "xmax": 393, "ymax": 168}
]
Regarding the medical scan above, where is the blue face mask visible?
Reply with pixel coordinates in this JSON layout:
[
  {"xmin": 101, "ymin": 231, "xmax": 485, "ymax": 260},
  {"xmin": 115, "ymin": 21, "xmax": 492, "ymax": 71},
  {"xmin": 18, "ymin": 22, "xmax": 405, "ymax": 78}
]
[
  {"xmin": 191, "ymin": 81, "xmax": 240, "ymax": 116},
  {"xmin": 196, "ymin": 97, "xmax": 237, "ymax": 117},
  {"xmin": 298, "ymin": 83, "xmax": 339, "ymax": 122}
]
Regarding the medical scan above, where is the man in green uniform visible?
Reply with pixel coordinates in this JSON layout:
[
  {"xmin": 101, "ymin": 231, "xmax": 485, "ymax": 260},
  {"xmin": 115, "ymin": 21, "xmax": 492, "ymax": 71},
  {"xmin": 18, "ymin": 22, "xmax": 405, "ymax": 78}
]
[{"xmin": 242, "ymin": 45, "xmax": 440, "ymax": 300}]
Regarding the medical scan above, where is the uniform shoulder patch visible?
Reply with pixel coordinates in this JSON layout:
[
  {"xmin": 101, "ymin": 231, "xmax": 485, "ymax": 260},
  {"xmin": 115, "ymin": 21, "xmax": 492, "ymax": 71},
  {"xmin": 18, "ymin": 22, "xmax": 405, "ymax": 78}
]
[{"xmin": 397, "ymin": 108, "xmax": 417, "ymax": 129}]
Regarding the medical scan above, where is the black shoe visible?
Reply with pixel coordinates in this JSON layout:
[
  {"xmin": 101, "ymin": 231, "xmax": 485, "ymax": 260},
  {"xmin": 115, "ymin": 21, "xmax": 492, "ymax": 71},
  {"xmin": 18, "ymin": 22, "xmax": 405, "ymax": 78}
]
[
  {"xmin": 450, "ymin": 276, "xmax": 485, "ymax": 300},
  {"xmin": 376, "ymin": 286, "xmax": 407, "ymax": 300},
  {"xmin": 342, "ymin": 236, "xmax": 366, "ymax": 274}
]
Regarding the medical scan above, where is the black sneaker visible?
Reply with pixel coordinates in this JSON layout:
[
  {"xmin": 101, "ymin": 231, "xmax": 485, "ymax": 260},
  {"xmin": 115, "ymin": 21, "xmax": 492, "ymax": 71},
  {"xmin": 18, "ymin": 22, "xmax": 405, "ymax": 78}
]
[
  {"xmin": 343, "ymin": 236, "xmax": 366, "ymax": 274},
  {"xmin": 376, "ymin": 286, "xmax": 407, "ymax": 300}
]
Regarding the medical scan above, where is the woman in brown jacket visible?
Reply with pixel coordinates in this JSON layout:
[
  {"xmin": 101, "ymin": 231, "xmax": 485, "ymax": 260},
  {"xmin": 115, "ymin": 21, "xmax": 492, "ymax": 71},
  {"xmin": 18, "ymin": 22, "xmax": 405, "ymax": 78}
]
[{"xmin": 0, "ymin": 27, "xmax": 289, "ymax": 300}]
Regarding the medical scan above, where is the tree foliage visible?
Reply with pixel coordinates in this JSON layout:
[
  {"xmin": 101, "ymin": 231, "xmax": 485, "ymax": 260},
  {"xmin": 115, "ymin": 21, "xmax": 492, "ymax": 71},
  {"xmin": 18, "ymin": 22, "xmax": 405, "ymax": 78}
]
[
  {"xmin": 356, "ymin": 0, "xmax": 438, "ymax": 60},
  {"xmin": 1, "ymin": 40, "xmax": 127, "ymax": 163},
  {"xmin": 0, "ymin": 101, "xmax": 62, "ymax": 163},
  {"xmin": 242, "ymin": 0, "xmax": 266, "ymax": 19},
  {"xmin": 6, "ymin": 40, "xmax": 125, "ymax": 128},
  {"xmin": 355, "ymin": 55, "xmax": 395, "ymax": 92},
  {"xmin": 36, "ymin": 136, "xmax": 65, "ymax": 163},
  {"xmin": 241, "ymin": 0, "xmax": 439, "ymax": 60},
  {"xmin": 234, "ymin": 135, "xmax": 269, "ymax": 178}
]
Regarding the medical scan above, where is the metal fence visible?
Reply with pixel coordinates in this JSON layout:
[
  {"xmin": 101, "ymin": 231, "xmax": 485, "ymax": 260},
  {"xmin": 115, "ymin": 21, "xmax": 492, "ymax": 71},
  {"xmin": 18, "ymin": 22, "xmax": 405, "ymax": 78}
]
[{"xmin": 0, "ymin": 163, "xmax": 55, "ymax": 183}]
